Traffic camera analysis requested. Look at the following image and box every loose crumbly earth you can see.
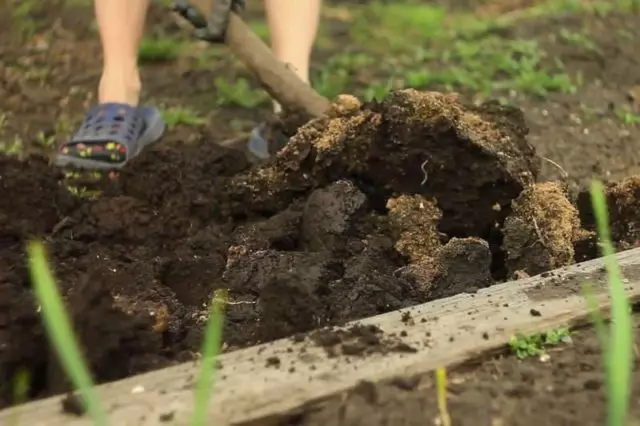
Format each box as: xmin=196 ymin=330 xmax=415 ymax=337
xmin=2 ymin=1 xmax=640 ymax=425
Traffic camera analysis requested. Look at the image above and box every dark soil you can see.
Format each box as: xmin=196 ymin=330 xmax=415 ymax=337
xmin=2 ymin=2 xmax=640 ymax=425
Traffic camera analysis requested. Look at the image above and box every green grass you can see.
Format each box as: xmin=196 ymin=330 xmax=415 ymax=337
xmin=214 ymin=77 xmax=269 ymax=108
xmin=25 ymin=241 xmax=228 ymax=425
xmin=585 ymin=180 xmax=634 ymax=426
xmin=304 ymin=1 xmax=588 ymax=100
xmin=615 ymin=106 xmax=640 ymax=126
xmin=161 ymin=106 xmax=208 ymax=128
xmin=138 ymin=36 xmax=183 ymax=63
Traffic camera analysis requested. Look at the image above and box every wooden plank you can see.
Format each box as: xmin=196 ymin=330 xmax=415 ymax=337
xmin=3 ymin=248 xmax=640 ymax=426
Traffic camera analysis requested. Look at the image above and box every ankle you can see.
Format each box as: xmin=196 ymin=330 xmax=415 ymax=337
xmin=98 ymin=66 xmax=142 ymax=105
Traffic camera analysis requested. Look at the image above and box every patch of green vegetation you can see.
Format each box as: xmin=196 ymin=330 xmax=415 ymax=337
xmin=248 ymin=20 xmax=270 ymax=41
xmin=214 ymin=77 xmax=269 ymax=108
xmin=363 ymin=80 xmax=394 ymax=102
xmin=615 ymin=106 xmax=640 ymax=125
xmin=509 ymin=327 xmax=571 ymax=359
xmin=559 ymin=28 xmax=601 ymax=53
xmin=0 ymin=117 xmax=23 ymax=156
xmin=138 ymin=36 xmax=182 ymax=63
xmin=0 ymin=139 xmax=22 ymax=156
xmin=161 ymin=106 xmax=208 ymax=128
xmin=336 ymin=1 xmax=580 ymax=98
xmin=404 ymin=38 xmax=576 ymax=96
xmin=36 ymin=131 xmax=56 ymax=149
xmin=312 ymin=52 xmax=376 ymax=100
xmin=350 ymin=2 xmax=447 ymax=52
xmin=9 ymin=0 xmax=39 ymax=38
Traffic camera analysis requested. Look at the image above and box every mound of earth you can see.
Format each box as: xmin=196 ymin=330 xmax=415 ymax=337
xmin=0 ymin=88 xmax=616 ymax=407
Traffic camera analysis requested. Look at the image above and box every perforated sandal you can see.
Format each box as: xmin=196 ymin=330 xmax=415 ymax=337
xmin=56 ymin=103 xmax=165 ymax=170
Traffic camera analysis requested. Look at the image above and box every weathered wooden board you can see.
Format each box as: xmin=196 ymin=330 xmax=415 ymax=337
xmin=3 ymin=248 xmax=640 ymax=426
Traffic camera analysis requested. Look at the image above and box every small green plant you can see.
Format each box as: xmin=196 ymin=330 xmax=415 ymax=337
xmin=615 ymin=106 xmax=640 ymax=125
xmin=509 ymin=327 xmax=571 ymax=359
xmin=559 ymin=29 xmax=601 ymax=52
xmin=214 ymin=77 xmax=269 ymax=108
xmin=138 ymin=37 xmax=182 ymax=63
xmin=401 ymin=38 xmax=576 ymax=97
xmin=313 ymin=63 xmax=351 ymax=101
xmin=161 ymin=106 xmax=208 ymax=128
xmin=9 ymin=0 xmax=39 ymax=39
xmin=9 ymin=369 xmax=31 ymax=426
xmin=363 ymin=79 xmax=394 ymax=101
xmin=584 ymin=181 xmax=634 ymax=426
xmin=26 ymin=241 xmax=228 ymax=425
xmin=0 ymin=136 xmax=23 ymax=156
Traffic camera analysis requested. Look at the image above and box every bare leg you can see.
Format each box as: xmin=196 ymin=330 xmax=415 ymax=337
xmin=264 ymin=0 xmax=322 ymax=112
xmin=95 ymin=0 xmax=149 ymax=105
xmin=55 ymin=0 xmax=164 ymax=170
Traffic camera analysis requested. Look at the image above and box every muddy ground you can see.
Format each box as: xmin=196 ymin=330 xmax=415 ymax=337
xmin=2 ymin=0 xmax=640 ymax=424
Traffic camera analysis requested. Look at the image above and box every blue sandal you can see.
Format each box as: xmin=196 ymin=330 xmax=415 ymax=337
xmin=247 ymin=122 xmax=289 ymax=161
xmin=56 ymin=103 xmax=165 ymax=170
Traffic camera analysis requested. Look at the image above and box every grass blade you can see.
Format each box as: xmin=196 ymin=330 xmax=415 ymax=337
xmin=190 ymin=288 xmax=228 ymax=426
xmin=590 ymin=180 xmax=634 ymax=426
xmin=9 ymin=369 xmax=30 ymax=426
xmin=26 ymin=240 xmax=107 ymax=426
xmin=435 ymin=367 xmax=451 ymax=426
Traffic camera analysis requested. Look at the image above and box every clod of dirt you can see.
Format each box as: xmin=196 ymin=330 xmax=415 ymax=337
xmin=386 ymin=194 xmax=442 ymax=263
xmin=160 ymin=254 xmax=226 ymax=306
xmin=67 ymin=195 xmax=178 ymax=243
xmin=301 ymin=180 xmax=368 ymax=252
xmin=397 ymin=237 xmax=493 ymax=300
xmin=221 ymin=250 xmax=339 ymax=343
xmin=224 ymin=89 xmax=539 ymax=236
xmin=46 ymin=265 xmax=164 ymax=395
xmin=431 ymin=237 xmax=494 ymax=298
xmin=0 ymin=261 xmax=45 ymax=407
xmin=0 ymin=154 xmax=75 ymax=238
xmin=502 ymin=182 xmax=583 ymax=276
xmin=578 ymin=175 xmax=640 ymax=250
xmin=232 ymin=204 xmax=303 ymax=251
xmin=396 ymin=237 xmax=493 ymax=299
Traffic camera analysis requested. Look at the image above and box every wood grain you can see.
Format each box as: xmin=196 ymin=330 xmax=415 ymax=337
xmin=3 ymin=248 xmax=640 ymax=426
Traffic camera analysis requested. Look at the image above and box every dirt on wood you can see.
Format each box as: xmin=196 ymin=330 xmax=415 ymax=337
xmin=2 ymin=1 xmax=640 ymax=425
xmin=273 ymin=313 xmax=640 ymax=426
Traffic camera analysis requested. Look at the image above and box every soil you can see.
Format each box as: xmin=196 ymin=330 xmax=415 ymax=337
xmin=2 ymin=1 xmax=640 ymax=425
